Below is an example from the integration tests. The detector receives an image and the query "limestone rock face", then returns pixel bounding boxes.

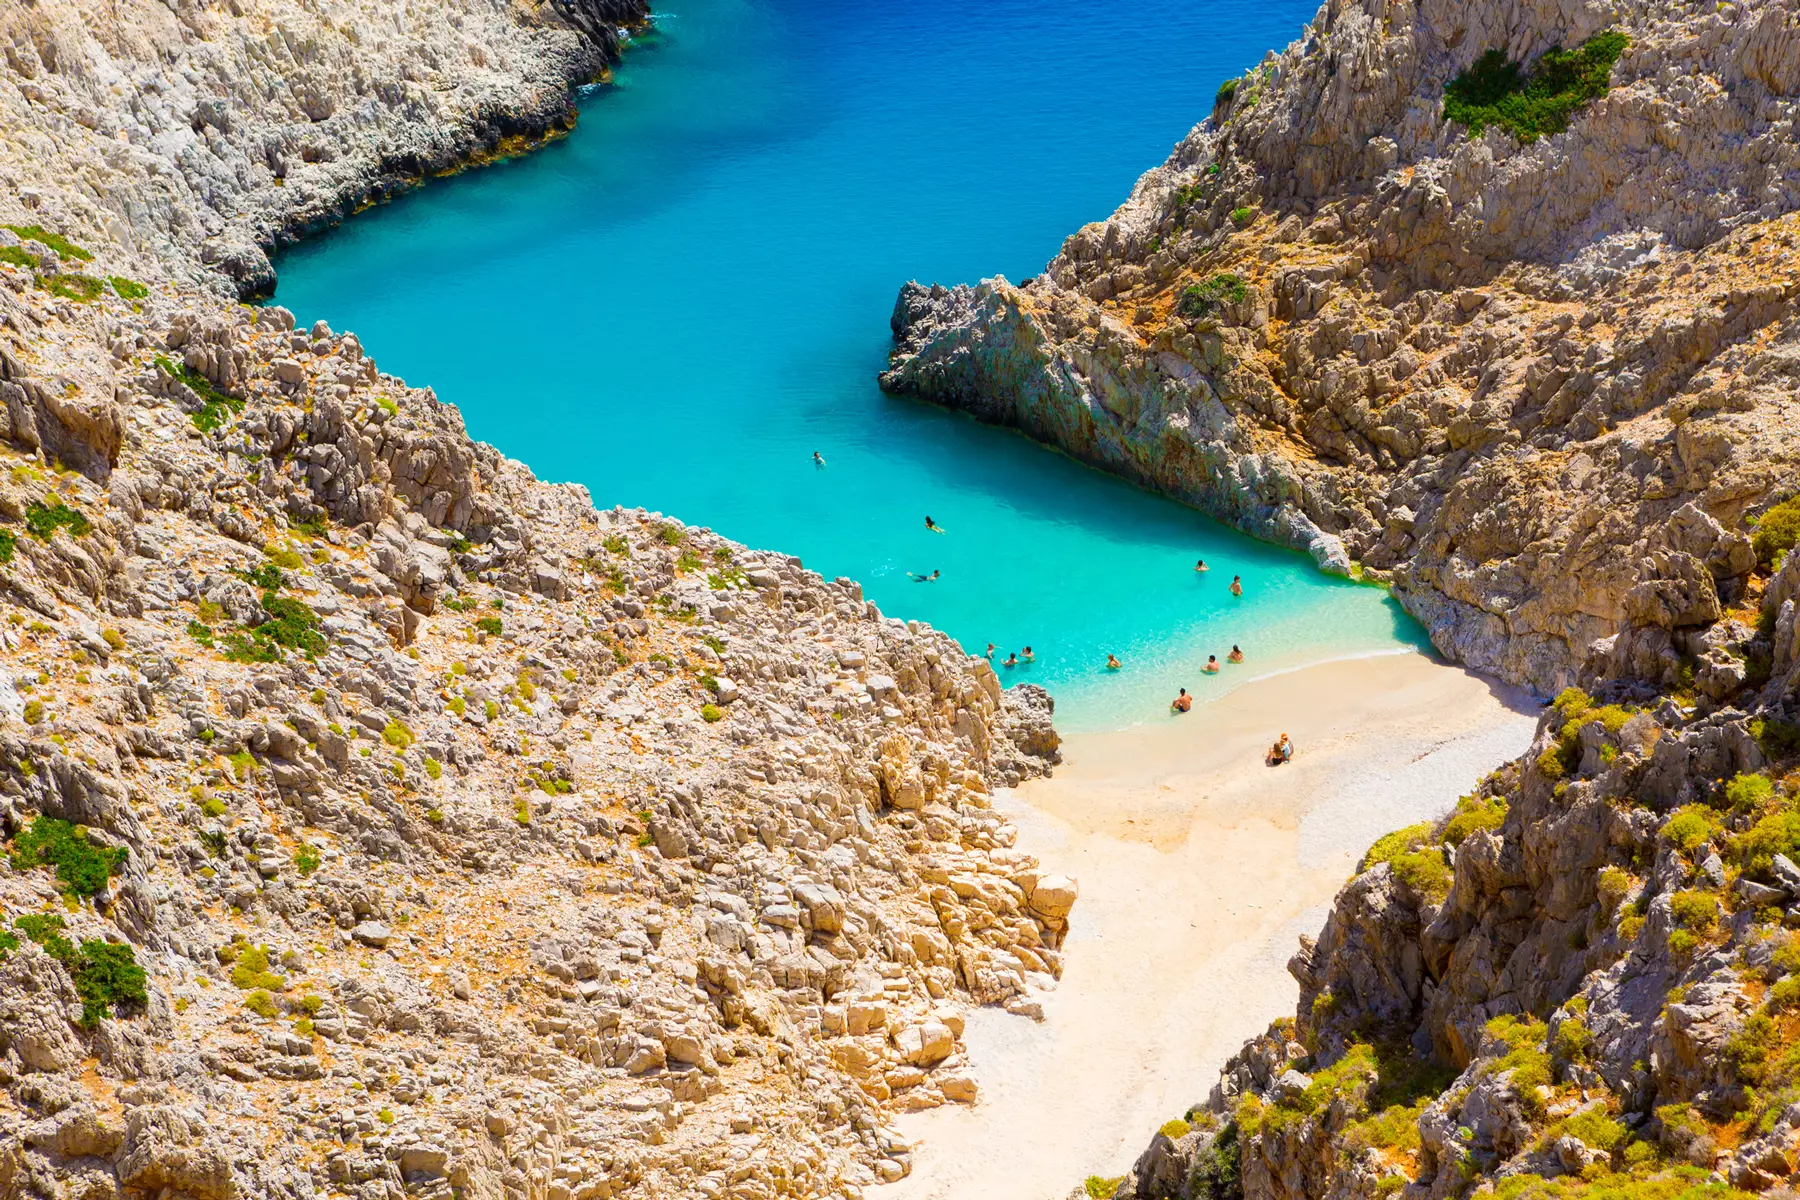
[0,7,1077,1196]
[882,0,1800,695]
[1106,568,1800,1200]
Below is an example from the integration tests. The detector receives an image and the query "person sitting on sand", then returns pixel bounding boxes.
[1195,559,1209,572]
[1230,575,1243,596]
[1003,653,1018,668]
[1265,732,1294,766]
[1228,645,1243,663]
[1106,654,1121,670]
[1022,646,1035,663]
[1171,688,1192,713]
[925,515,944,533]
[1204,655,1220,673]
[908,569,940,582]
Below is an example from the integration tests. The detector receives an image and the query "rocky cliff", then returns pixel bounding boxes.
[1099,519,1800,1200]
[0,5,1080,1200]
[880,0,1800,696]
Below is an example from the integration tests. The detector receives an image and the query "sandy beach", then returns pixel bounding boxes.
[888,651,1539,1200]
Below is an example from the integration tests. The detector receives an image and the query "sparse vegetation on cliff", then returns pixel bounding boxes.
[1443,32,1629,143]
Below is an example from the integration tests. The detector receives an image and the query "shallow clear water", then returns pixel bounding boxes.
[271,0,1428,732]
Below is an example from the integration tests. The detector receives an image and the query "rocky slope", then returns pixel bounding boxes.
[1090,383,1800,1195]
[0,6,1080,1200]
[2,0,649,296]
[880,0,1800,696]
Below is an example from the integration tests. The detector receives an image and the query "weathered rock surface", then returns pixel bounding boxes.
[882,0,1800,696]
[0,6,1076,1199]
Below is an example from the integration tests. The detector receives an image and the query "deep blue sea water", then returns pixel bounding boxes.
[271,0,1427,732]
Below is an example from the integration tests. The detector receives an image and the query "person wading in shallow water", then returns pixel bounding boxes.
[1229,645,1243,663]
[1230,575,1243,596]
[1106,654,1122,670]
[1171,688,1192,713]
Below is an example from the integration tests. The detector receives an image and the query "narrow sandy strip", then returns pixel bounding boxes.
[887,652,1540,1200]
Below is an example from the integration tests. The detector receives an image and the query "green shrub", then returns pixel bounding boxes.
[1085,1177,1124,1199]
[1215,78,1239,107]
[1752,497,1800,570]
[107,275,148,301]
[13,914,145,1026]
[1230,206,1255,227]
[1178,273,1249,319]
[1442,32,1629,143]
[22,699,43,724]
[476,616,503,637]
[1597,866,1633,909]
[657,523,685,546]
[1361,822,1452,900]
[300,993,325,1015]
[1669,890,1719,936]
[1443,794,1508,846]
[101,628,126,651]
[6,225,92,261]
[0,246,36,270]
[382,719,414,749]
[375,396,398,417]
[701,703,723,723]
[0,929,16,961]
[153,355,243,432]
[228,944,286,991]
[25,499,90,540]
[227,750,255,781]
[1553,1015,1593,1062]
[1727,1011,1778,1085]
[294,846,320,876]
[1159,1118,1192,1140]
[1483,1015,1552,1117]
[1736,807,1800,877]
[10,816,125,898]
[1661,806,1720,855]
[244,989,278,1018]
[1559,1107,1626,1151]
[187,619,215,647]
[1752,717,1800,762]
[38,273,106,302]
[1728,773,1777,813]
[424,757,442,780]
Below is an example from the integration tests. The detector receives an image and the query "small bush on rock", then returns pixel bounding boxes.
[11,816,125,898]
[1443,32,1629,143]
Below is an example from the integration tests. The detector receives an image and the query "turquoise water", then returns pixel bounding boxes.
[271,0,1427,732]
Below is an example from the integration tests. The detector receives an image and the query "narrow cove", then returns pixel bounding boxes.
[269,0,1538,1191]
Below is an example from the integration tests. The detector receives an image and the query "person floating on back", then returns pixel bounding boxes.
[1230,575,1243,596]
[908,570,940,582]
[925,515,944,533]
[1228,645,1244,663]
[813,451,826,467]
[1106,653,1122,671]
[1171,688,1192,713]
[1021,646,1035,663]
[1195,559,1209,572]
[1204,655,1220,674]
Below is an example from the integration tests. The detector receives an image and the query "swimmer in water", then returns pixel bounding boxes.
[1228,645,1244,663]
[1021,646,1035,663]
[1195,559,1209,572]
[908,570,940,582]
[1230,575,1243,596]
[1171,688,1192,713]
[1002,652,1018,668]
[813,451,826,466]
[925,515,944,533]
[985,642,996,660]
[1204,655,1220,673]
[1106,653,1122,670]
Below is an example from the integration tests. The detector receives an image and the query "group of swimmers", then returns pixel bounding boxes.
[985,643,1035,669]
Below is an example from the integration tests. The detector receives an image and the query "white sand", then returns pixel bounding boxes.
[887,652,1539,1200]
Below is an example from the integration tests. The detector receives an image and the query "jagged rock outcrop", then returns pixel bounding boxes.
[882,0,1800,695]
[1097,485,1800,1200]
[0,5,1080,1198]
[0,0,649,296]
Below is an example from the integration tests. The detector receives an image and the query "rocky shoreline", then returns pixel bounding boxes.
[0,3,1090,1199]
[880,0,1800,697]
